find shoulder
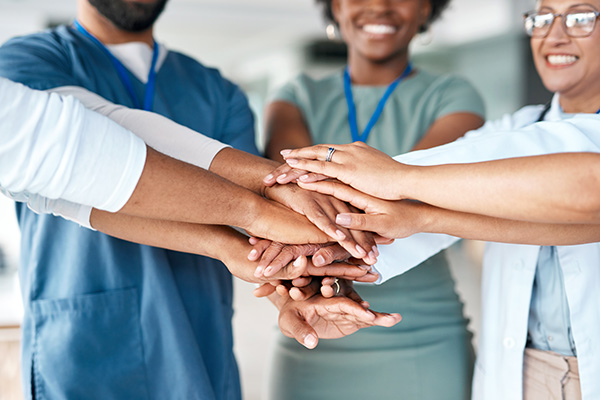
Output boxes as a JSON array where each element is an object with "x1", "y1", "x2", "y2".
[
  {"x1": 487, "y1": 104, "x2": 545, "y2": 131},
  {"x1": 463, "y1": 104, "x2": 545, "y2": 140},
  {"x1": 0, "y1": 26, "x2": 81, "y2": 60},
  {"x1": 164, "y1": 50, "x2": 234, "y2": 88},
  {"x1": 408, "y1": 69, "x2": 485, "y2": 117},
  {"x1": 0, "y1": 26, "x2": 81, "y2": 89},
  {"x1": 412, "y1": 69, "x2": 479, "y2": 96},
  {"x1": 270, "y1": 71, "x2": 343, "y2": 105}
]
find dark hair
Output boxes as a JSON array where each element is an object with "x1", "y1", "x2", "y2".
[{"x1": 315, "y1": 0, "x2": 450, "y2": 33}]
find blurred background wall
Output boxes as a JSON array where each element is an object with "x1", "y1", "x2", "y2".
[{"x1": 0, "y1": 0, "x2": 552, "y2": 399}]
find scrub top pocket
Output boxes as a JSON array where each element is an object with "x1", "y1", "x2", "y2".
[{"x1": 30, "y1": 288, "x2": 149, "y2": 400}]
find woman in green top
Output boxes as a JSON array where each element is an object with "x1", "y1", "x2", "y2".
[{"x1": 264, "y1": 0, "x2": 485, "y2": 399}]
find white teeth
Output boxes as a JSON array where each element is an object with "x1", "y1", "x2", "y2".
[
  {"x1": 547, "y1": 55, "x2": 578, "y2": 65},
  {"x1": 362, "y1": 24, "x2": 396, "y2": 35}
]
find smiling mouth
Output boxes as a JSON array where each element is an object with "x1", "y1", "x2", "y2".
[
  {"x1": 362, "y1": 24, "x2": 397, "y2": 35},
  {"x1": 546, "y1": 55, "x2": 578, "y2": 66}
]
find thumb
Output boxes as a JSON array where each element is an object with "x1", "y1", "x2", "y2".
[
  {"x1": 279, "y1": 312, "x2": 319, "y2": 349},
  {"x1": 336, "y1": 213, "x2": 387, "y2": 236}
]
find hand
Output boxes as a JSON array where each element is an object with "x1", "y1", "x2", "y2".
[
  {"x1": 247, "y1": 199, "x2": 330, "y2": 245},
  {"x1": 280, "y1": 142, "x2": 408, "y2": 200},
  {"x1": 263, "y1": 163, "x2": 329, "y2": 187},
  {"x1": 276, "y1": 293, "x2": 402, "y2": 349},
  {"x1": 247, "y1": 238, "x2": 374, "y2": 278},
  {"x1": 295, "y1": 180, "x2": 431, "y2": 239},
  {"x1": 231, "y1": 249, "x2": 377, "y2": 285},
  {"x1": 263, "y1": 183, "x2": 378, "y2": 262}
]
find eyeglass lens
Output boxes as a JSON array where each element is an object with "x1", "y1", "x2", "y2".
[{"x1": 524, "y1": 7, "x2": 599, "y2": 38}]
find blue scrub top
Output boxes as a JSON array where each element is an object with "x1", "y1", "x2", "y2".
[{"x1": 0, "y1": 25, "x2": 258, "y2": 400}]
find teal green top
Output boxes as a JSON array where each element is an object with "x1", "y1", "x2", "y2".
[
  {"x1": 271, "y1": 68, "x2": 485, "y2": 153},
  {"x1": 266, "y1": 69, "x2": 485, "y2": 400}
]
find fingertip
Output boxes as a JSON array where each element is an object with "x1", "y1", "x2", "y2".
[
  {"x1": 321, "y1": 285, "x2": 334, "y2": 298},
  {"x1": 293, "y1": 256, "x2": 304, "y2": 268},
  {"x1": 280, "y1": 149, "x2": 292, "y2": 158},
  {"x1": 355, "y1": 245, "x2": 367, "y2": 257},
  {"x1": 313, "y1": 255, "x2": 326, "y2": 267},
  {"x1": 248, "y1": 249, "x2": 258, "y2": 261},
  {"x1": 289, "y1": 287, "x2": 305, "y2": 301},
  {"x1": 372, "y1": 245, "x2": 380, "y2": 257},
  {"x1": 303, "y1": 334, "x2": 318, "y2": 349},
  {"x1": 276, "y1": 284, "x2": 290, "y2": 297},
  {"x1": 276, "y1": 173, "x2": 287, "y2": 183},
  {"x1": 336, "y1": 214, "x2": 351, "y2": 227},
  {"x1": 286, "y1": 158, "x2": 299, "y2": 166}
]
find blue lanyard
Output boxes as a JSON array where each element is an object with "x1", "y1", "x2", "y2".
[
  {"x1": 344, "y1": 63, "x2": 413, "y2": 143},
  {"x1": 73, "y1": 20, "x2": 158, "y2": 111}
]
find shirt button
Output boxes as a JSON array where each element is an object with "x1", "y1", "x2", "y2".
[
  {"x1": 503, "y1": 337, "x2": 515, "y2": 349},
  {"x1": 548, "y1": 335, "x2": 554, "y2": 342}
]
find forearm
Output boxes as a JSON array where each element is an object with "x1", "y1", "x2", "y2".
[
  {"x1": 90, "y1": 208, "x2": 248, "y2": 259},
  {"x1": 400, "y1": 154, "x2": 600, "y2": 224},
  {"x1": 119, "y1": 147, "x2": 265, "y2": 229},
  {"x1": 421, "y1": 202, "x2": 600, "y2": 245},
  {"x1": 209, "y1": 147, "x2": 279, "y2": 196}
]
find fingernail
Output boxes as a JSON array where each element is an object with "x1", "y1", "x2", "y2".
[
  {"x1": 356, "y1": 245, "x2": 366, "y2": 256},
  {"x1": 248, "y1": 249, "x2": 258, "y2": 259},
  {"x1": 336, "y1": 214, "x2": 351, "y2": 227},
  {"x1": 368, "y1": 251, "x2": 376, "y2": 262},
  {"x1": 287, "y1": 158, "x2": 298, "y2": 166},
  {"x1": 280, "y1": 149, "x2": 292, "y2": 157},
  {"x1": 293, "y1": 257, "x2": 302, "y2": 267},
  {"x1": 264, "y1": 266, "x2": 273, "y2": 275},
  {"x1": 304, "y1": 334, "x2": 317, "y2": 348},
  {"x1": 299, "y1": 175, "x2": 309, "y2": 181},
  {"x1": 372, "y1": 246, "x2": 380, "y2": 257},
  {"x1": 254, "y1": 266, "x2": 263, "y2": 277},
  {"x1": 277, "y1": 174, "x2": 287, "y2": 181},
  {"x1": 359, "y1": 265, "x2": 372, "y2": 271},
  {"x1": 314, "y1": 255, "x2": 325, "y2": 266},
  {"x1": 336, "y1": 230, "x2": 346, "y2": 240},
  {"x1": 265, "y1": 174, "x2": 273, "y2": 181}
]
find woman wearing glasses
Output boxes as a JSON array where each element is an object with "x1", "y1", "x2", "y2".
[
  {"x1": 263, "y1": 0, "x2": 485, "y2": 399},
  {"x1": 274, "y1": 0, "x2": 600, "y2": 398}
]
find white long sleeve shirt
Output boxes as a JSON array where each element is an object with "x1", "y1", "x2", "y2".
[
  {"x1": 0, "y1": 77, "x2": 146, "y2": 212},
  {"x1": 375, "y1": 95, "x2": 600, "y2": 399}
]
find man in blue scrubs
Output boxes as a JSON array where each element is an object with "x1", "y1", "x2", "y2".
[{"x1": 0, "y1": 1, "x2": 259, "y2": 398}]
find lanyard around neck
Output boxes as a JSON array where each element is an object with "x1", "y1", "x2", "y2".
[
  {"x1": 73, "y1": 20, "x2": 159, "y2": 111},
  {"x1": 344, "y1": 63, "x2": 413, "y2": 143}
]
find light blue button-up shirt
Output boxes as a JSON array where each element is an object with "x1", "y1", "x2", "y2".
[{"x1": 528, "y1": 246, "x2": 577, "y2": 356}]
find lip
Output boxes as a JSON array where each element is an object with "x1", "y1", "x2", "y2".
[{"x1": 544, "y1": 53, "x2": 579, "y2": 68}]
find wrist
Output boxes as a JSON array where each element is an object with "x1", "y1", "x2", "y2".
[{"x1": 393, "y1": 164, "x2": 422, "y2": 201}]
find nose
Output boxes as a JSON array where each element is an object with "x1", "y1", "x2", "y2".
[
  {"x1": 364, "y1": 0, "x2": 392, "y2": 11},
  {"x1": 545, "y1": 15, "x2": 571, "y2": 42}
]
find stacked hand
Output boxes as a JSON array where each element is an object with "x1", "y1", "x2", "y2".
[{"x1": 238, "y1": 143, "x2": 420, "y2": 349}]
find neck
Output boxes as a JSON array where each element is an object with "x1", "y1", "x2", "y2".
[
  {"x1": 77, "y1": 0, "x2": 154, "y2": 47},
  {"x1": 347, "y1": 52, "x2": 411, "y2": 85},
  {"x1": 559, "y1": 92, "x2": 600, "y2": 114}
]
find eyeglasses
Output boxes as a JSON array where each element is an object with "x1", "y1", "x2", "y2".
[{"x1": 523, "y1": 7, "x2": 600, "y2": 38}]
